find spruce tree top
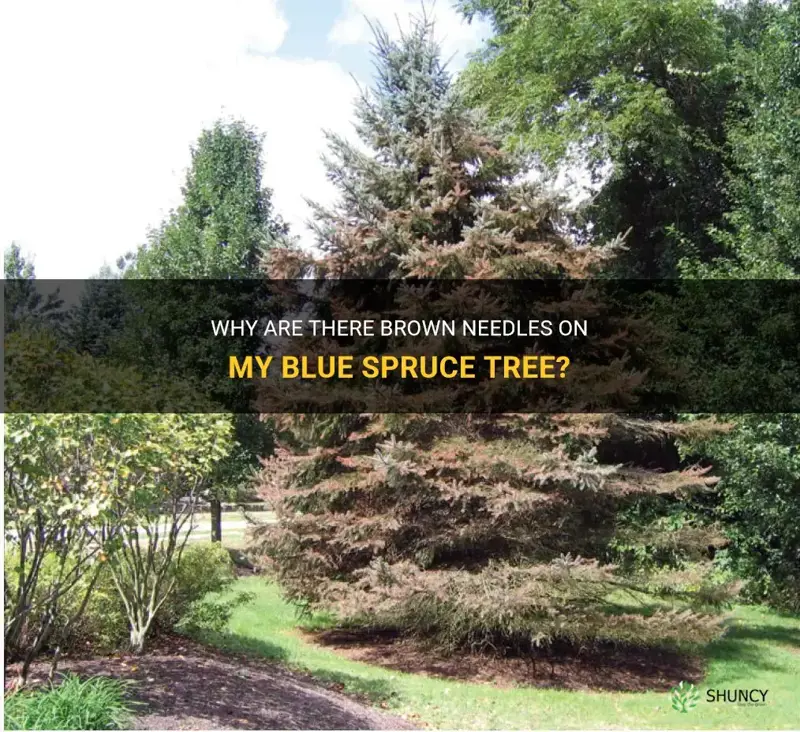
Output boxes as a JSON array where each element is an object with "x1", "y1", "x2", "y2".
[{"x1": 268, "y1": 17, "x2": 623, "y2": 280}]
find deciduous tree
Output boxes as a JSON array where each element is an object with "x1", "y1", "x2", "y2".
[
  {"x1": 457, "y1": 0, "x2": 758, "y2": 276},
  {"x1": 680, "y1": 3, "x2": 800, "y2": 611},
  {"x1": 125, "y1": 119, "x2": 285, "y2": 539},
  {"x1": 3, "y1": 414, "x2": 230, "y2": 675}
]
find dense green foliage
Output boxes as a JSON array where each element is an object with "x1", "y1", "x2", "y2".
[
  {"x1": 676, "y1": 4, "x2": 800, "y2": 611},
  {"x1": 685, "y1": 416, "x2": 800, "y2": 611},
  {"x1": 4, "y1": 675, "x2": 134, "y2": 730},
  {"x1": 4, "y1": 542, "x2": 251, "y2": 655},
  {"x1": 164, "y1": 542, "x2": 255, "y2": 635},
  {"x1": 458, "y1": 0, "x2": 761, "y2": 277},
  {"x1": 129, "y1": 119, "x2": 286, "y2": 278},
  {"x1": 121, "y1": 119, "x2": 281, "y2": 526},
  {"x1": 691, "y1": 1, "x2": 800, "y2": 277}
]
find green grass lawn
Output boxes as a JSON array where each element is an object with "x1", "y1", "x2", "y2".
[{"x1": 197, "y1": 577, "x2": 800, "y2": 729}]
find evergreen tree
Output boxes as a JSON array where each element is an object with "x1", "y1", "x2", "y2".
[
  {"x1": 4, "y1": 242, "x2": 35, "y2": 280},
  {"x1": 258, "y1": 19, "x2": 726, "y2": 657},
  {"x1": 3, "y1": 243, "x2": 64, "y2": 334},
  {"x1": 126, "y1": 119, "x2": 286, "y2": 539}
]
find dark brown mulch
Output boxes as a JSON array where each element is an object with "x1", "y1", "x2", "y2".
[
  {"x1": 6, "y1": 636, "x2": 415, "y2": 731},
  {"x1": 306, "y1": 628, "x2": 705, "y2": 692}
]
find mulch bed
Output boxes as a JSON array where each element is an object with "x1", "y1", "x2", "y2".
[
  {"x1": 4, "y1": 628, "x2": 706, "y2": 730},
  {"x1": 5, "y1": 636, "x2": 415, "y2": 731},
  {"x1": 306, "y1": 628, "x2": 705, "y2": 692}
]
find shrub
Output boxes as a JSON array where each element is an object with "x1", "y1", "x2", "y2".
[
  {"x1": 4, "y1": 549, "x2": 129, "y2": 655},
  {"x1": 681, "y1": 415, "x2": 800, "y2": 612},
  {"x1": 175, "y1": 590, "x2": 256, "y2": 635},
  {"x1": 3, "y1": 674, "x2": 134, "y2": 730},
  {"x1": 156, "y1": 542, "x2": 239, "y2": 631},
  {"x1": 169, "y1": 543, "x2": 256, "y2": 636},
  {"x1": 4, "y1": 413, "x2": 233, "y2": 673},
  {"x1": 73, "y1": 572, "x2": 130, "y2": 652},
  {"x1": 3, "y1": 551, "x2": 126, "y2": 659},
  {"x1": 5, "y1": 542, "x2": 252, "y2": 656}
]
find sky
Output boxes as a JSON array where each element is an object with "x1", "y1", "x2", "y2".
[{"x1": 0, "y1": 0, "x2": 491, "y2": 279}]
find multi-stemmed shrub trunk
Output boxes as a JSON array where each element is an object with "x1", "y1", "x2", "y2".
[
  {"x1": 5, "y1": 413, "x2": 233, "y2": 671},
  {"x1": 5, "y1": 540, "x2": 103, "y2": 685},
  {"x1": 105, "y1": 488, "x2": 201, "y2": 654}
]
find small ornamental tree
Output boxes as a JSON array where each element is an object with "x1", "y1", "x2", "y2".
[
  {"x1": 5, "y1": 414, "x2": 113, "y2": 684},
  {"x1": 3, "y1": 414, "x2": 227, "y2": 678},
  {"x1": 256, "y1": 18, "x2": 728, "y2": 658},
  {"x1": 4, "y1": 414, "x2": 233, "y2": 675},
  {"x1": 99, "y1": 415, "x2": 233, "y2": 653}
]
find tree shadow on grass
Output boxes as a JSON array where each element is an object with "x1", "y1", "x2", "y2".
[
  {"x1": 727, "y1": 624, "x2": 800, "y2": 649},
  {"x1": 197, "y1": 630, "x2": 289, "y2": 663},
  {"x1": 199, "y1": 630, "x2": 398, "y2": 706},
  {"x1": 702, "y1": 618, "x2": 798, "y2": 682}
]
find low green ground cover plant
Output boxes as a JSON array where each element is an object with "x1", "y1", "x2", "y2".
[{"x1": 3, "y1": 674, "x2": 134, "y2": 730}]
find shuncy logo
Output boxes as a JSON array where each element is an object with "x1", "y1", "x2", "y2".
[
  {"x1": 671, "y1": 681, "x2": 701, "y2": 713},
  {"x1": 670, "y1": 682, "x2": 770, "y2": 713}
]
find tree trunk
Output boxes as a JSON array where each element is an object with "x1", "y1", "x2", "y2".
[
  {"x1": 48, "y1": 646, "x2": 62, "y2": 682},
  {"x1": 129, "y1": 626, "x2": 147, "y2": 655},
  {"x1": 210, "y1": 499, "x2": 222, "y2": 543}
]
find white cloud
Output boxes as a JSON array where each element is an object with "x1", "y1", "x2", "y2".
[
  {"x1": 0, "y1": 0, "x2": 493, "y2": 279},
  {"x1": 0, "y1": 0, "x2": 356, "y2": 278},
  {"x1": 329, "y1": 0, "x2": 491, "y2": 70},
  {"x1": 234, "y1": 57, "x2": 358, "y2": 244}
]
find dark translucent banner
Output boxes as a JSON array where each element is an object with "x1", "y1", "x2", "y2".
[{"x1": 3, "y1": 279, "x2": 799, "y2": 413}]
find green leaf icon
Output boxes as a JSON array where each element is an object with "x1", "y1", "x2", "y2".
[{"x1": 671, "y1": 681, "x2": 700, "y2": 713}]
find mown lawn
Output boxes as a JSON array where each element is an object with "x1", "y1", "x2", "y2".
[
  {"x1": 198, "y1": 577, "x2": 800, "y2": 729},
  {"x1": 183, "y1": 511, "x2": 275, "y2": 549}
]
